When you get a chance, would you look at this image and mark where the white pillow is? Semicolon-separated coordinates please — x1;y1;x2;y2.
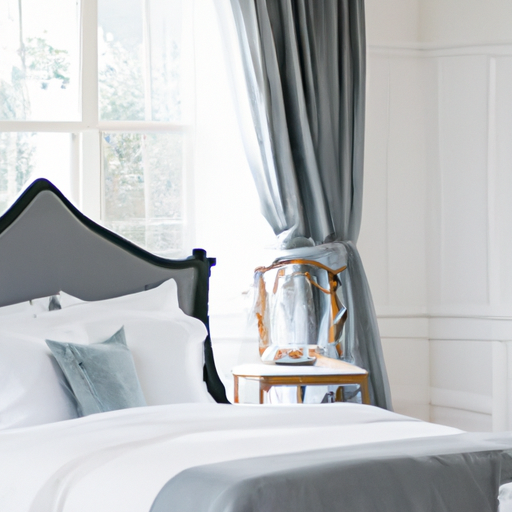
58;292;84;308
32;308;211;405
0;295;60;318
0;331;79;430
36;278;210;404
0;297;81;429
56;278;180;313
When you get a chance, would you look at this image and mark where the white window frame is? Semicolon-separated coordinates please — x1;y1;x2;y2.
0;0;195;254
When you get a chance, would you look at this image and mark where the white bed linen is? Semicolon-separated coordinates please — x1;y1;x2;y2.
0;332;78;429
0;403;463;512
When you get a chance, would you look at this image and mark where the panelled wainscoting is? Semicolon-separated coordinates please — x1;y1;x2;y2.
360;42;512;431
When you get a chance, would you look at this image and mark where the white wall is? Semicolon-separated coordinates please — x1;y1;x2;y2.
361;0;512;430
419;0;512;45
365;0;421;45
365;0;512;46
360;42;431;421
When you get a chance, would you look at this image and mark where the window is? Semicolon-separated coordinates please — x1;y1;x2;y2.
0;0;192;258
0;0;276;324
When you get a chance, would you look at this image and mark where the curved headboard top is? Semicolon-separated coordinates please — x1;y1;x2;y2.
0;178;228;403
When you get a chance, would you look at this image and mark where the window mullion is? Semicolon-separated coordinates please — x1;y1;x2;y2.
80;129;101;222
97;122;189;133
142;0;153;121
71;133;81;205
81;0;99;128
0;121;87;132
79;0;101;221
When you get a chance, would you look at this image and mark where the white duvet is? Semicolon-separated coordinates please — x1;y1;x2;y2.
0;402;464;512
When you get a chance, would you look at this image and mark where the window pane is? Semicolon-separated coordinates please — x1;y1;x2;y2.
102;132;184;258
0;0;80;121
98;0;189;123
0;132;72;213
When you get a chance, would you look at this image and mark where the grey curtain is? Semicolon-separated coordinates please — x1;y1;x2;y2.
228;0;391;409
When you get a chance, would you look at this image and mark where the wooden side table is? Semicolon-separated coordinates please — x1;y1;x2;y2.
232;357;370;405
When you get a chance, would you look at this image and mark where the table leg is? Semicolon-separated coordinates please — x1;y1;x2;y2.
234;376;239;404
335;386;344;402
361;376;371;405
297;386;303;403
259;383;265;404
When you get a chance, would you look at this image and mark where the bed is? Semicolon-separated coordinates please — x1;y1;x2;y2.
2;179;512;512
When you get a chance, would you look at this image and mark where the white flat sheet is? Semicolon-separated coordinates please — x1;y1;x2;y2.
0;403;464;512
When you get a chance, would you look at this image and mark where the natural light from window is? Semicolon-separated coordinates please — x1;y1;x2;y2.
0;0;276;323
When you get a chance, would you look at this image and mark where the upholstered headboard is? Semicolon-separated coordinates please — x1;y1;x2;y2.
0;179;228;403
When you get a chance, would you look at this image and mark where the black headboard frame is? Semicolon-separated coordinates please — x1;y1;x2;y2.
0;179;228;403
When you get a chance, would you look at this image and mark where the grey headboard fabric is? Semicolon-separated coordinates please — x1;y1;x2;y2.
0;179;228;403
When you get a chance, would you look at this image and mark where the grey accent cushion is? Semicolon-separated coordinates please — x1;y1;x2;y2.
46;327;146;416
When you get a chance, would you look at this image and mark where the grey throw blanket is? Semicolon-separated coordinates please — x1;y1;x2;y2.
151;432;512;512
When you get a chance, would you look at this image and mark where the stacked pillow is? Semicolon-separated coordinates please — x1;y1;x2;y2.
0;295;61;317
0;279;211;430
0;295;78;429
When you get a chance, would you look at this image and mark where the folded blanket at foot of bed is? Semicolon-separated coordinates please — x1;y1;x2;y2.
152;432;512;512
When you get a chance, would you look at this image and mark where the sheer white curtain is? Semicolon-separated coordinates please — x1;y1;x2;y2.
192;0;276;310
191;1;277;400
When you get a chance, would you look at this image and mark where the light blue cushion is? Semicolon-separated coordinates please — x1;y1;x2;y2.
46;327;146;416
